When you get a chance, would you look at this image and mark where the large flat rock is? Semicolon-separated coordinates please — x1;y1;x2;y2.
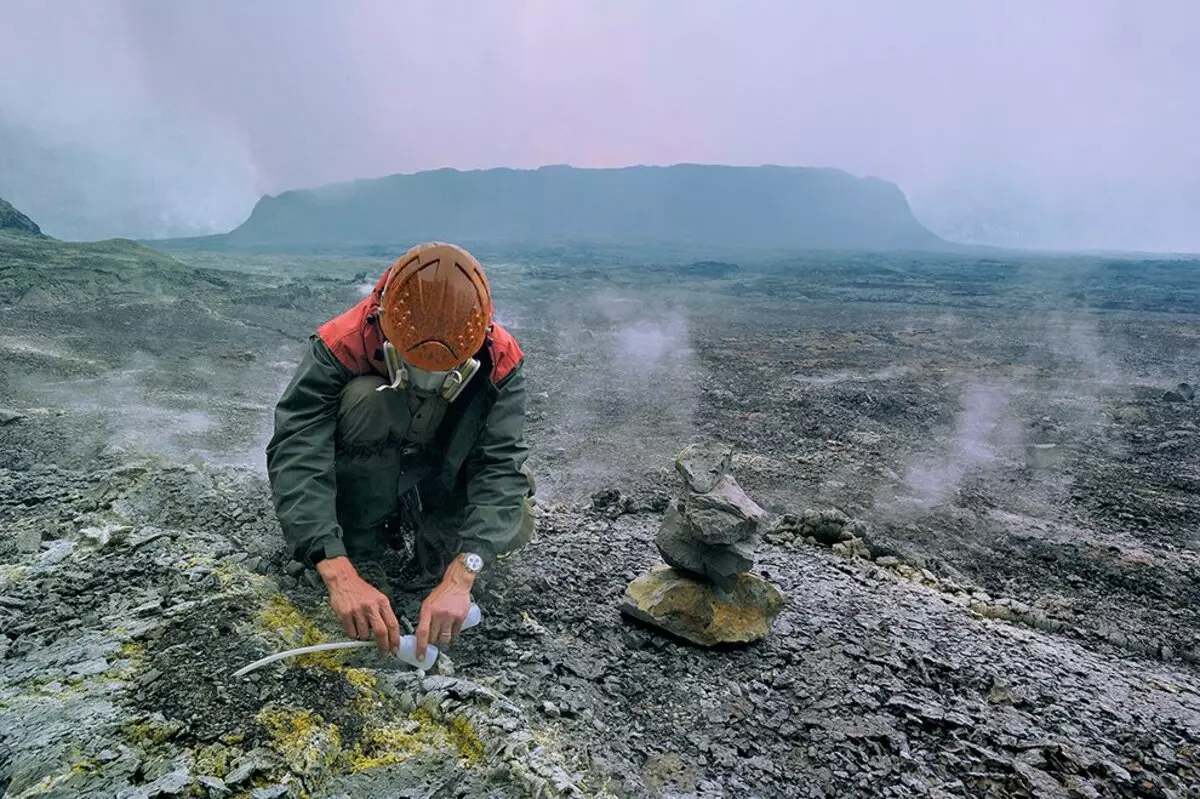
620;565;785;646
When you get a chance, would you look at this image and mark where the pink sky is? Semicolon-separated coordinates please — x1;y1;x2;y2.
2;0;1198;249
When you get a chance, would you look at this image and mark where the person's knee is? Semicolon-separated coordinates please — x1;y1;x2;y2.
337;376;391;446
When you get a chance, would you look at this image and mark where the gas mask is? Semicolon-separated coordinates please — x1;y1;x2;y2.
377;340;480;402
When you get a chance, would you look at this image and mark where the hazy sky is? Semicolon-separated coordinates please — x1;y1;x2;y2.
2;0;1198;250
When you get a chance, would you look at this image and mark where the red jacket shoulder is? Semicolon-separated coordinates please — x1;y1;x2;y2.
487;323;523;385
316;269;390;375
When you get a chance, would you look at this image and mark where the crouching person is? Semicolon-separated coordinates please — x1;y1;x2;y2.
265;242;535;660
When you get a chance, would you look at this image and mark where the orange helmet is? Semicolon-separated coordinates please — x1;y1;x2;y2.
378;242;493;371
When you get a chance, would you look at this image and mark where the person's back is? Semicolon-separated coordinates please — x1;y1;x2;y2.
265;242;535;660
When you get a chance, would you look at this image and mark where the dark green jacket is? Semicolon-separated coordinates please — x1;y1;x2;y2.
265;333;531;566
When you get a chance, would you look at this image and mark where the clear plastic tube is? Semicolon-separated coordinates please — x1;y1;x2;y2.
231;640;373;678
230;602;482;678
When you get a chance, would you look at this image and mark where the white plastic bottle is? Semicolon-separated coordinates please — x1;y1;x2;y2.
394;637;439;670
391;602;482;670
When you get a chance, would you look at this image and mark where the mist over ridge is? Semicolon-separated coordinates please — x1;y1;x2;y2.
2;1;1197;251
209;163;940;251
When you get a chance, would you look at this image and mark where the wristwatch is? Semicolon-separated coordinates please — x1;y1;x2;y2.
462;552;484;574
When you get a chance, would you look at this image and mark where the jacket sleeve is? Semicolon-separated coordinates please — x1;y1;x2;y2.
455;363;533;559
265;335;354;565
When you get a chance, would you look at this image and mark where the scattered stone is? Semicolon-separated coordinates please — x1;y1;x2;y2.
674;442;734;493
40;538;76;565
0;408;25;425
67;657;110;677
1024;443;1063;469
0;596;27;610
145;766;194;797
138;669;164;687
224;749;276;787
590;488;623;510
797;508;854;545
14;528;41;553
134;599;164;616
250;786;291;799
283;560;304;578
762;524;796;546
832;537;871;559
80;525;113;549
620;565;785;646
197;776;230;797
3;318;1199;799
875;556;901;568
131;529;171;550
1113;405;1149;424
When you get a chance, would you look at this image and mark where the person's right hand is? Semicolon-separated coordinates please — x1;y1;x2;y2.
315;556;400;654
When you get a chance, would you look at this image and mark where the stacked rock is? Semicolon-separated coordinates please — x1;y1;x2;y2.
621;442;784;646
654;442;764;591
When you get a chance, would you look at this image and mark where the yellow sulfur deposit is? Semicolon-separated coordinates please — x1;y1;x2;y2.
343;667;377;693
255;595;344;669
448;715;485;764
257;705;343;776
193;743;235;779
344;709;485;772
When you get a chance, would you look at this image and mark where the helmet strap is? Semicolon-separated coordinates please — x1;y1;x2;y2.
376;341;480;403
441;358;480;402
377;341;408;392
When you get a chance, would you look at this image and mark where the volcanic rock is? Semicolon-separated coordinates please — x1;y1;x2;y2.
620;565;785;646
674;442;733;493
777;508;854;545
681;475;764;545
655;504;755;590
1163;382;1194;402
1024;443;1063;469
831;537;871;559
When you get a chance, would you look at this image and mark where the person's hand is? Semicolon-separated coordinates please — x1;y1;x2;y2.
316;556;400;654
415;556;476;660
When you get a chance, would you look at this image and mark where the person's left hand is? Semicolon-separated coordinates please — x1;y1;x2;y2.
415;579;472;660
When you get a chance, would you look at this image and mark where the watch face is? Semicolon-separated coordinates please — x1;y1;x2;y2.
465;553;484;573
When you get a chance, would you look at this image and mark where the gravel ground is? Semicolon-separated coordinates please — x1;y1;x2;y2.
2;242;1199;797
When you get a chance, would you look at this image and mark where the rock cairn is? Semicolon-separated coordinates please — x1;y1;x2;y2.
654;441;763;589
620;442;784;646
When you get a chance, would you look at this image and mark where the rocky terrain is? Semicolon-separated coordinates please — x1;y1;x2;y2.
2;214;1200;797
